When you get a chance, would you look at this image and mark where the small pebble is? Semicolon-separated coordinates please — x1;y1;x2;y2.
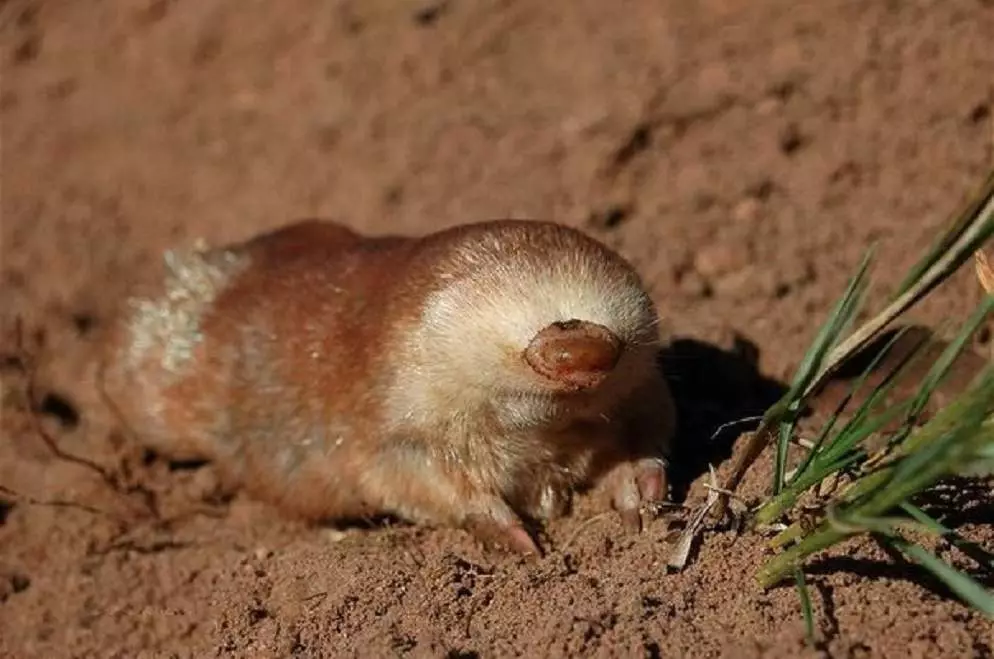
731;198;762;223
324;528;349;543
693;242;749;279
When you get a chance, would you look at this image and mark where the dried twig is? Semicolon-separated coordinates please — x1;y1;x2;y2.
977;249;994;295
7;318;121;486
667;464;721;570
4;316;160;519
0;483;119;521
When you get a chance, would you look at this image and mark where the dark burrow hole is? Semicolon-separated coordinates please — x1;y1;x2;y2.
36;392;80;430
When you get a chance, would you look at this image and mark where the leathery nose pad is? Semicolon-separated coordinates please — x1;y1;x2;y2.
523;319;623;390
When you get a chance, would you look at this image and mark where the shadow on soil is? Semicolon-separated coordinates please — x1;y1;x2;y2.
659;335;787;502
808;477;994;593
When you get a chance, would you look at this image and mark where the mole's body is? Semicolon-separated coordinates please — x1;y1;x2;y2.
101;219;676;553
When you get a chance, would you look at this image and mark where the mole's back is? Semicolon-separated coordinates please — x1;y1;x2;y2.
99;220;412;462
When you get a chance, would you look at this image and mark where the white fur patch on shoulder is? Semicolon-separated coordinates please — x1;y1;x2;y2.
125;247;249;377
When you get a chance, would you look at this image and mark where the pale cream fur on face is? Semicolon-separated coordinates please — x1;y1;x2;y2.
383;233;662;434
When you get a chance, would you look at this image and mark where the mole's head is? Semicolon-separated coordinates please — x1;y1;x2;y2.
387;221;665;426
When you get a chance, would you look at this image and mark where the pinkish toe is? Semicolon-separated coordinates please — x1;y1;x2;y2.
610;470;642;529
504;525;542;556
466;514;542;556
636;458;669;502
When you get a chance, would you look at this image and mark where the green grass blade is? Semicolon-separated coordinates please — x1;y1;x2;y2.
794;569;816;644
809;175;994;400
812;345;931;467
906;296;994;422
774;419;793;495
772;252;873;494
813;398;914;471
846;392;991;511
727;173;994;499
758;393;919;525
788;325;921;487
894;171;994;297
757;368;994;586
786;250;874;401
755;451;867;526
901;502;994;569
887;535;994;618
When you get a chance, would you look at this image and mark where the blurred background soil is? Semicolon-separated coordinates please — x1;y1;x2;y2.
1;0;993;656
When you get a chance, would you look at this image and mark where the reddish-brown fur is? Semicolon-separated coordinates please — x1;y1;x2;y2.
100;219;677;553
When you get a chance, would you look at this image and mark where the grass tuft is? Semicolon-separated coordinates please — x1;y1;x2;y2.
738;170;994;635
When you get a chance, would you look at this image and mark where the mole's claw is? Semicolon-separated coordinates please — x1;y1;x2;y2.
505;525;542;557
636;457;669;503
606;456;670;532
465;513;542;557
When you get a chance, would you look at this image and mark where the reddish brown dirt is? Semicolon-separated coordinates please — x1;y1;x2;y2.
2;0;994;657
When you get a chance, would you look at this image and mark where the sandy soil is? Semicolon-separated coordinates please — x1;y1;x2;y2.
2;0;993;656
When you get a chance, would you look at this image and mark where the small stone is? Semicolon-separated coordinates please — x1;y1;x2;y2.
711;268;755;297
693;242;749;279
324;528;349;543
731;198;762;223
755;96;782;116
561;107;609;138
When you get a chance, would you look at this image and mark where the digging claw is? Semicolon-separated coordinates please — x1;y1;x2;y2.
637;458;668;503
504;525;542;556
466;515;542;557
608;457;669;532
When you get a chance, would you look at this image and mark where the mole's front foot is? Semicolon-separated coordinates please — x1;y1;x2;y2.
464;512;541;556
602;456;669;531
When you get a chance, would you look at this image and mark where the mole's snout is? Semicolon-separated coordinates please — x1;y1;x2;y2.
523;319;622;390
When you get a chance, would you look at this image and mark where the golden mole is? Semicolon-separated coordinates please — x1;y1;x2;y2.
100;219;677;554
